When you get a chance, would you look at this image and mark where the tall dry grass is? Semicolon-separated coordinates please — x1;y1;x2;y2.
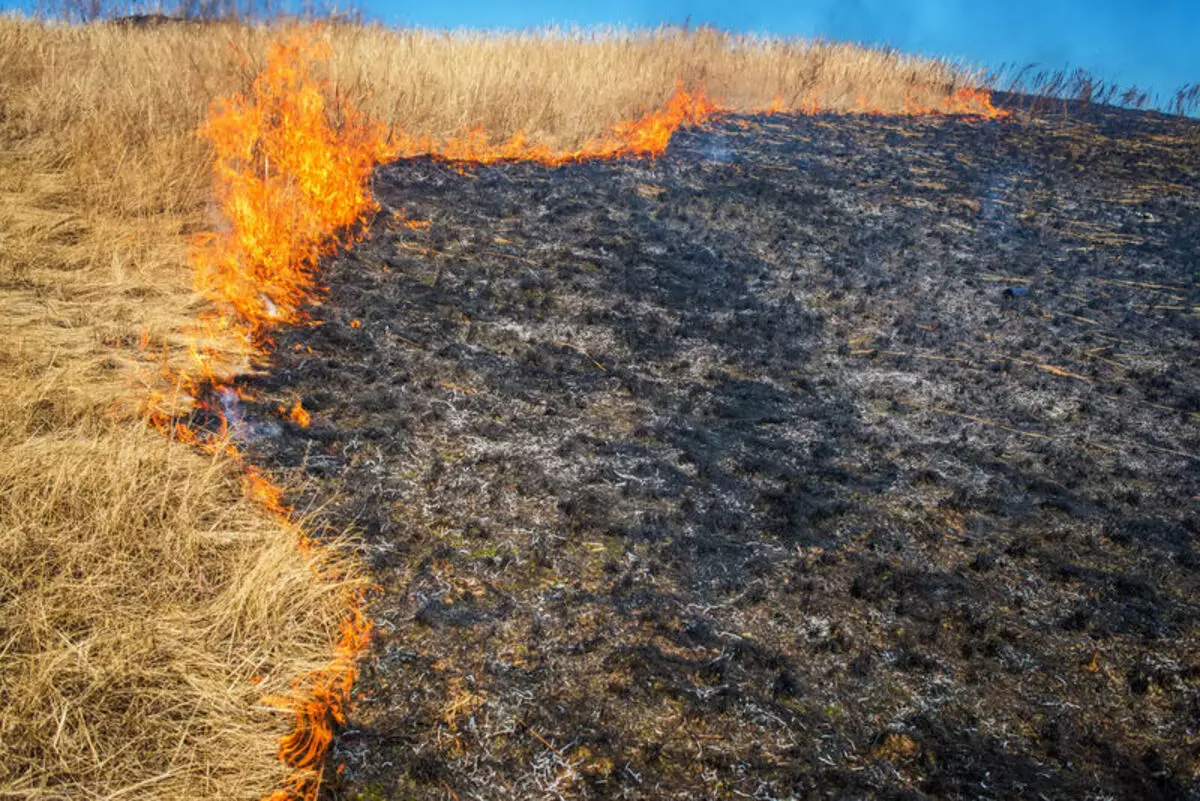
0;15;984;799
324;24;984;143
0;18;360;800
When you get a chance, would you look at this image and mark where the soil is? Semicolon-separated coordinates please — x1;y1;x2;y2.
226;101;1199;799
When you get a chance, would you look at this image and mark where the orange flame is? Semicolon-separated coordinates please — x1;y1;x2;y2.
166;26;381;801
386;81;723;166
190;28;391;340
262;604;372;801
904;86;1012;119
243;466;289;515
263;632;371;797
763;94;786;115
241;462;372;801
391;207;431;230
284;400;311;427
179;47;724;800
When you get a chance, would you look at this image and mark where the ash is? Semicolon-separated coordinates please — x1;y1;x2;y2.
240;104;1200;800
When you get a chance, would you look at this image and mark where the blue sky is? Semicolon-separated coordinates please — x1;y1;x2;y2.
360;0;1197;106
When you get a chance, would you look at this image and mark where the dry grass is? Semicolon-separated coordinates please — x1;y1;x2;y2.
0;422;356;799
0;15;984;799
323;24;983;143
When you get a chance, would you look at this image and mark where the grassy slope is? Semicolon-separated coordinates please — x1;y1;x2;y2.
0;17;986;799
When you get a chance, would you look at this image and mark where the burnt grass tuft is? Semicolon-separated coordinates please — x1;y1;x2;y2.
237;103;1199;799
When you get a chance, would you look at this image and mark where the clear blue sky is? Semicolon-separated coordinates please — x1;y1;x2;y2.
360;0;1198;105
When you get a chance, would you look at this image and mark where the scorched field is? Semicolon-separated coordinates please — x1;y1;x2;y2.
226;99;1200;798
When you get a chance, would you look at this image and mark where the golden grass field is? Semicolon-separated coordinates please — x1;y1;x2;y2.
0;16;991;799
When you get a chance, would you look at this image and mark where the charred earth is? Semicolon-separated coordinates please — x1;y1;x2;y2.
233;103;1199;799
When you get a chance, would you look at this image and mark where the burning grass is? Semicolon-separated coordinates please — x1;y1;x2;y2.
0;13;1017;800
190;29;391;337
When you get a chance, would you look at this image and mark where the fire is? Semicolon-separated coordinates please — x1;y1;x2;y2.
243;466;289;515
283;399;311;427
904;86;1012;119
190;28;391;340
241;456;374;801
386;81;723;166
392;208;431;230
263;605;372;799
799;94;822;115
149;26;382;801
175;47;727;800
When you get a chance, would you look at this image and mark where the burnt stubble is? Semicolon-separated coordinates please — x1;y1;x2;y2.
241;104;1199;799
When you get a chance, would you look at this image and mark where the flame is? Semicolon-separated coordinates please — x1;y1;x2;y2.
753;86;1006;120
799;94;822;115
904;86;1012;119
263;605;371;787
386;81;723;166
142;26;381;801
243;466;289;515
241;460;372;801
284;400;311;427
190;27;392;340
391;207;431;230
178;50;724;800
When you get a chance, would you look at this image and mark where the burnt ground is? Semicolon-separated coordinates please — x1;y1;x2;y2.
233;103;1199;799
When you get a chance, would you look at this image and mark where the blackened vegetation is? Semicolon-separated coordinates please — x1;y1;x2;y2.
239;104;1200;799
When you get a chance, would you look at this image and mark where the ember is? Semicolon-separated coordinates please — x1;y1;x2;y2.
285;400;312;428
